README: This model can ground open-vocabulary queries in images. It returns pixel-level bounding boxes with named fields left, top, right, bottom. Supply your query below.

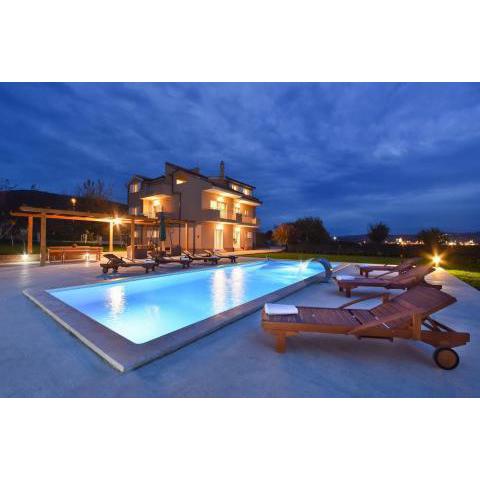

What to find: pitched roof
left=225, top=175, right=256, bottom=189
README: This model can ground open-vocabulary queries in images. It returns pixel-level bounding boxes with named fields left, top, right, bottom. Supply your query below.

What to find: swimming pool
left=48, top=260, right=328, bottom=344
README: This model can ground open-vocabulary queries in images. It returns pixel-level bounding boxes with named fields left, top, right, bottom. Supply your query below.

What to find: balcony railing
left=140, top=183, right=171, bottom=198
left=241, top=215, right=258, bottom=225
left=201, top=209, right=259, bottom=225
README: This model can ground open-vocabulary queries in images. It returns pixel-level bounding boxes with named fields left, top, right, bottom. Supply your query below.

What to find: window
left=130, top=182, right=140, bottom=193
left=243, top=188, right=251, bottom=196
left=231, top=184, right=239, bottom=191
left=210, top=199, right=226, bottom=211
left=234, top=203, right=241, bottom=214
left=129, top=207, right=138, bottom=215
left=176, top=178, right=187, bottom=185
left=247, top=232, right=252, bottom=239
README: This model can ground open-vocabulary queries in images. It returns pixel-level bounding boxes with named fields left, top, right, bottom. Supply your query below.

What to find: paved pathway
left=0, top=261, right=478, bottom=397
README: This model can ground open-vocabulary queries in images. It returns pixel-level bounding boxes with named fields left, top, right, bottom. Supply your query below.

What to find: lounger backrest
left=392, top=265, right=434, bottom=286
left=390, top=284, right=456, bottom=315
left=103, top=253, right=121, bottom=261
left=398, top=257, right=419, bottom=269
left=369, top=285, right=456, bottom=329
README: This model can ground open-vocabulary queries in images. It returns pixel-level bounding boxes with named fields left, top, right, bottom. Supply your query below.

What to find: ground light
left=431, top=252, right=443, bottom=268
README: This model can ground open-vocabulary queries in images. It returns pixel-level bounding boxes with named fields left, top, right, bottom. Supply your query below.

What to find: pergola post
left=27, top=216, right=33, bottom=255
left=40, top=213, right=47, bottom=266
left=184, top=222, right=188, bottom=250
left=130, top=218, right=135, bottom=260
left=109, top=221, right=114, bottom=252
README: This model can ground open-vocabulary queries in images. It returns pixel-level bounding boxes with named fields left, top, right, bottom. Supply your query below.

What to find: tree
left=272, top=223, right=297, bottom=250
left=417, top=228, right=446, bottom=249
left=293, top=217, right=331, bottom=244
left=367, top=222, right=390, bottom=244
left=76, top=179, right=112, bottom=211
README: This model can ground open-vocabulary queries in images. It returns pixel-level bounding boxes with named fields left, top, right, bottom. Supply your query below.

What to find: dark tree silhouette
left=367, top=222, right=390, bottom=244
left=293, top=217, right=331, bottom=244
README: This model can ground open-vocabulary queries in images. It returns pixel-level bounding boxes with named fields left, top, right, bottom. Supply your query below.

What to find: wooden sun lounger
left=334, top=264, right=435, bottom=297
left=154, top=254, right=191, bottom=268
left=262, top=285, right=470, bottom=370
left=357, top=257, right=421, bottom=277
left=183, top=250, right=219, bottom=265
left=100, top=254, right=156, bottom=274
left=205, top=249, right=238, bottom=263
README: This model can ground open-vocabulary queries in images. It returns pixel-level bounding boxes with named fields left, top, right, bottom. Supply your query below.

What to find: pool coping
left=23, top=261, right=336, bottom=372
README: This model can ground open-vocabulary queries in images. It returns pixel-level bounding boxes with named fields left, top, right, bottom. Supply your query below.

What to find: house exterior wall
left=127, top=162, right=261, bottom=252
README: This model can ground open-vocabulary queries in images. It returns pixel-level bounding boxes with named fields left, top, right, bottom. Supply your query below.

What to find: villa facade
left=127, top=161, right=261, bottom=251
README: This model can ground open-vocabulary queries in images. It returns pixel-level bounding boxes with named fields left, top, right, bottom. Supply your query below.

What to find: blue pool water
left=48, top=260, right=327, bottom=344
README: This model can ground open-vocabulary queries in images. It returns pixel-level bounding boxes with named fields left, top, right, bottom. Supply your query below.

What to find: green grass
left=246, top=251, right=480, bottom=290
left=445, top=270, right=480, bottom=290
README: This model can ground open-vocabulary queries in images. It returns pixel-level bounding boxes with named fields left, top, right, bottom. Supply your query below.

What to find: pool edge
left=23, top=263, right=340, bottom=372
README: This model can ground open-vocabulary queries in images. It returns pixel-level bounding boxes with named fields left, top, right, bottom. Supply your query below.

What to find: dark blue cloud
left=1, top=82, right=479, bottom=234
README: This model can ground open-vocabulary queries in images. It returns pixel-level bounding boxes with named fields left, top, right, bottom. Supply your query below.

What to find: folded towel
left=336, top=275, right=356, bottom=281
left=180, top=256, right=189, bottom=261
left=264, top=304, right=299, bottom=315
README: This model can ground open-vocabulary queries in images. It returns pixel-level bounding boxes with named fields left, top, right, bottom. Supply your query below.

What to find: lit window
left=210, top=200, right=217, bottom=210
left=130, top=183, right=140, bottom=193
left=231, top=184, right=238, bottom=191
left=234, top=203, right=240, bottom=214
left=129, top=207, right=138, bottom=215
left=247, top=232, right=252, bottom=239
left=243, top=188, right=251, bottom=196
left=176, top=178, right=187, bottom=185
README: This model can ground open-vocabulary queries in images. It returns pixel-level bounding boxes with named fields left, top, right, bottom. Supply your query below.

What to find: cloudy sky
left=1, top=83, right=479, bottom=234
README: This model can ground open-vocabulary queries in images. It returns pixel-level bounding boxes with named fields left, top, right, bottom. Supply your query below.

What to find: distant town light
left=70, top=197, right=77, bottom=208
left=113, top=218, right=122, bottom=226
left=333, top=236, right=337, bottom=241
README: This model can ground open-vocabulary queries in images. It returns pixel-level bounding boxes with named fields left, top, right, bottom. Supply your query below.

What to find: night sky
left=1, top=83, right=479, bottom=235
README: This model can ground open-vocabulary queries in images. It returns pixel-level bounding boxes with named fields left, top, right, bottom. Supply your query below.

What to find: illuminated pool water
left=48, top=260, right=328, bottom=344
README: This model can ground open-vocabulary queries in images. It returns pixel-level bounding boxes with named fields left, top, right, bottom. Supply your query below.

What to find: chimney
left=219, top=160, right=225, bottom=178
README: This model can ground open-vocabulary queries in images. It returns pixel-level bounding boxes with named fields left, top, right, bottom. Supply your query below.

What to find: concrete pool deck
left=0, top=259, right=479, bottom=397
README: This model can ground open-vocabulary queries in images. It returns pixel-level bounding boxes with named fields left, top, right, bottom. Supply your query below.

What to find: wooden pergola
left=10, top=205, right=165, bottom=266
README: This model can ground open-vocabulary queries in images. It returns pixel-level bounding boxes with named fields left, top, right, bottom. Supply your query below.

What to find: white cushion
left=180, top=256, right=189, bottom=261
left=336, top=275, right=355, bottom=281
left=264, top=304, right=298, bottom=315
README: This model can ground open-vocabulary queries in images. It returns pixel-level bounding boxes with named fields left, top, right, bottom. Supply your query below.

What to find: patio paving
left=0, top=259, right=478, bottom=397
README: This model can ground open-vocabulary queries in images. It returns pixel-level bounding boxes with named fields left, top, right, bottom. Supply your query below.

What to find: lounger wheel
left=113, top=266, right=118, bottom=273
left=102, top=267, right=108, bottom=274
left=433, top=348, right=459, bottom=370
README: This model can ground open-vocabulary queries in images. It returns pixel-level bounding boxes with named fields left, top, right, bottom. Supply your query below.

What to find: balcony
left=201, top=209, right=237, bottom=222
left=201, top=209, right=259, bottom=226
left=240, top=215, right=259, bottom=226
left=140, top=182, right=171, bottom=199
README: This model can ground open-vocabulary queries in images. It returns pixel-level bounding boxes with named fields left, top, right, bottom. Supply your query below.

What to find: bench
left=47, top=246, right=103, bottom=263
